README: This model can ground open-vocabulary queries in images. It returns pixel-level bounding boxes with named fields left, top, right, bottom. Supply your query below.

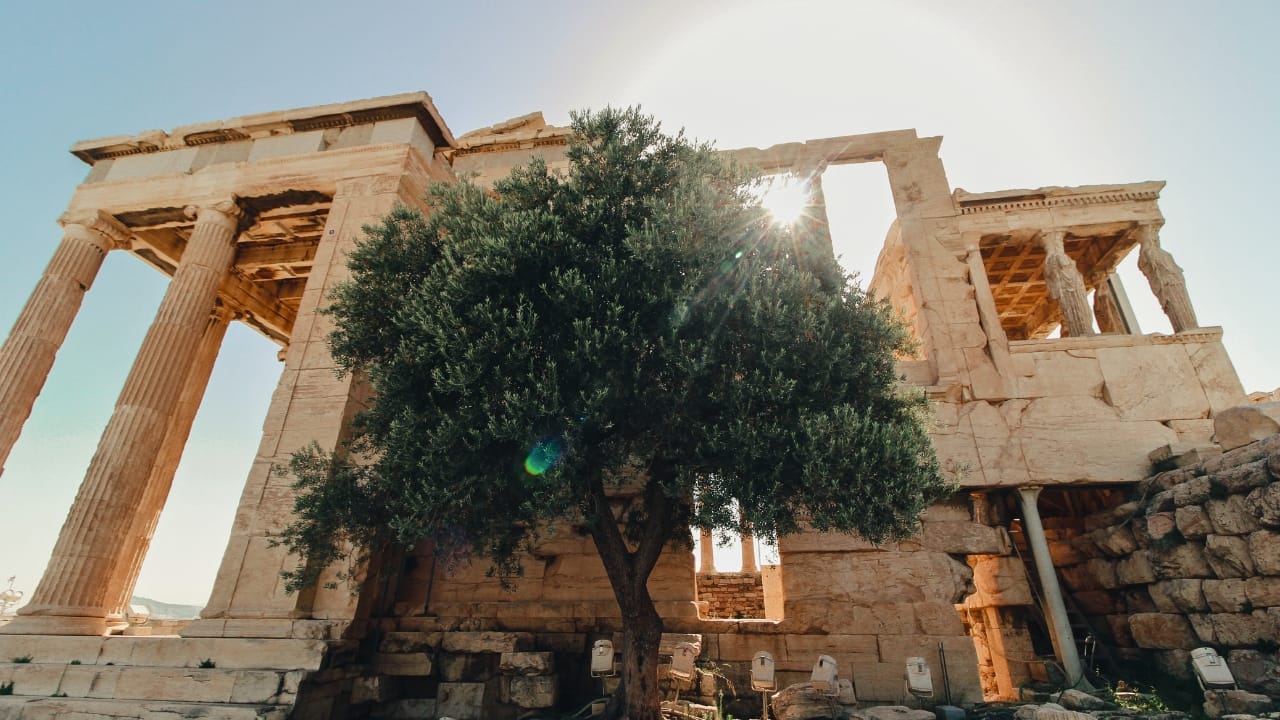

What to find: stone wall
left=1052, top=433, right=1280, bottom=698
left=696, top=572, right=765, bottom=619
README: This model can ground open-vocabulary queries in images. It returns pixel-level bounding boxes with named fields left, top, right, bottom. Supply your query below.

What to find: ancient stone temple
left=0, top=92, right=1275, bottom=720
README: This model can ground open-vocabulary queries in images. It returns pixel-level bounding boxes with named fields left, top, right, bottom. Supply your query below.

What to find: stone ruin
left=0, top=92, right=1275, bottom=720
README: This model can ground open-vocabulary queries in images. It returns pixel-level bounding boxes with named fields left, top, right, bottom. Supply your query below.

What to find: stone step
left=0, top=636, right=328, bottom=670
left=0, top=664, right=303, bottom=705
left=0, top=695, right=288, bottom=720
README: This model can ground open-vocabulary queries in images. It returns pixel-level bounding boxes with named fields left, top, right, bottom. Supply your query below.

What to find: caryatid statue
left=1135, top=223, right=1198, bottom=332
left=1036, top=230, right=1095, bottom=337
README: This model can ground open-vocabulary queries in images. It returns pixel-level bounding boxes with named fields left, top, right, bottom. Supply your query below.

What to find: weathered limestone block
left=1122, top=588, right=1159, bottom=613
left=1105, top=614, right=1135, bottom=646
left=1056, top=689, right=1116, bottom=711
left=1072, top=590, right=1122, bottom=615
left=436, top=682, right=486, bottom=720
left=910, top=521, right=1011, bottom=555
left=499, top=652, right=554, bottom=676
left=1189, top=613, right=1216, bottom=643
left=771, top=682, right=848, bottom=720
left=1210, top=612, right=1275, bottom=646
left=439, top=653, right=495, bottom=683
left=1202, top=689, right=1276, bottom=719
left=1086, top=558, right=1121, bottom=589
left=970, top=555, right=1033, bottom=606
left=1248, top=484, right=1280, bottom=529
left=1250, top=530, right=1280, bottom=575
left=1151, top=542, right=1213, bottom=579
left=1145, top=512, right=1179, bottom=544
left=440, top=632, right=532, bottom=654
left=1096, top=345, right=1207, bottom=420
left=1172, top=476, right=1213, bottom=507
left=379, top=632, right=442, bottom=653
left=785, top=601, right=916, bottom=636
left=863, top=707, right=935, bottom=720
left=1148, top=579, right=1207, bottom=612
left=1128, top=613, right=1198, bottom=649
left=1244, top=576, right=1280, bottom=607
left=1059, top=563, right=1103, bottom=592
left=374, top=653, right=433, bottom=677
left=1154, top=649, right=1194, bottom=681
left=503, top=675, right=558, bottom=708
left=1117, top=550, right=1157, bottom=586
left=1176, top=505, right=1213, bottom=539
left=1206, top=495, right=1262, bottom=535
left=1216, top=460, right=1272, bottom=494
left=1205, top=534, right=1256, bottom=578
left=1091, top=526, right=1138, bottom=557
left=1214, top=402, right=1280, bottom=451
left=1203, top=579, right=1251, bottom=613
left=351, top=676, right=396, bottom=704
left=1226, top=649, right=1280, bottom=697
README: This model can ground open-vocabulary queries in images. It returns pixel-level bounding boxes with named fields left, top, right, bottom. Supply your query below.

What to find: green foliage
left=11, top=655, right=31, bottom=664
left=0, top=682, right=12, bottom=695
left=198, top=658, right=216, bottom=669
left=276, top=105, right=950, bottom=591
left=69, top=660, right=81, bottom=665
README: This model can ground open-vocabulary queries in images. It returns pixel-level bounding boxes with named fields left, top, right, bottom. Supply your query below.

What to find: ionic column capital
left=59, top=210, right=132, bottom=251
left=185, top=196, right=245, bottom=233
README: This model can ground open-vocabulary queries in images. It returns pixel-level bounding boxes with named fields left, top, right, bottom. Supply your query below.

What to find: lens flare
left=760, top=177, right=808, bottom=226
left=524, top=436, right=564, bottom=475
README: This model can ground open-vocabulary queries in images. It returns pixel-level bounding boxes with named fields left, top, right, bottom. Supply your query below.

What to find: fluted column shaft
left=8, top=200, right=241, bottom=635
left=0, top=221, right=119, bottom=477
left=105, top=305, right=233, bottom=618
left=1135, top=223, right=1198, bottom=332
left=1036, top=230, right=1095, bottom=337
left=1018, top=487, right=1092, bottom=690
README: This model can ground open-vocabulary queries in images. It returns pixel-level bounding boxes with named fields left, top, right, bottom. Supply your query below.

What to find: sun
left=759, top=176, right=808, bottom=226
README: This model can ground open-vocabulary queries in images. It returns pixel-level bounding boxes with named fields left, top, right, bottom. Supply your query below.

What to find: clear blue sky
left=1, top=1, right=1276, bottom=605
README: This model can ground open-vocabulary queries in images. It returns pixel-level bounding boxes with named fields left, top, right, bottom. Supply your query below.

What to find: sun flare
left=760, top=177, right=808, bottom=226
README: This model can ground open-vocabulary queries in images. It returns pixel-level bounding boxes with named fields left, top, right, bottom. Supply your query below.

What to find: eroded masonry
left=1, top=93, right=1277, bottom=720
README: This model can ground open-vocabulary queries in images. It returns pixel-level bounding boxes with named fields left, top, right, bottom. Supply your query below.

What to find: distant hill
left=130, top=596, right=202, bottom=619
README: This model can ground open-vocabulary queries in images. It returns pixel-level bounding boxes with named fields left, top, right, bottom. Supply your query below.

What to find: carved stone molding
left=184, top=196, right=248, bottom=234
left=958, top=188, right=1161, bottom=216
left=59, top=209, right=132, bottom=251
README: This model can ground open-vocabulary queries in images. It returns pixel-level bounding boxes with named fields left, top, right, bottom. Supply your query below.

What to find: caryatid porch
left=0, top=93, right=456, bottom=635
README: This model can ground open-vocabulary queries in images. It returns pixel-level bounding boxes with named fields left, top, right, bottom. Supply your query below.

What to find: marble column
left=5, top=199, right=242, bottom=635
left=1135, top=223, right=1198, bottom=332
left=105, top=304, right=234, bottom=619
left=739, top=531, right=757, bottom=573
left=1017, top=487, right=1092, bottom=690
left=698, top=528, right=716, bottom=574
left=1036, top=230, right=1094, bottom=338
left=0, top=213, right=127, bottom=477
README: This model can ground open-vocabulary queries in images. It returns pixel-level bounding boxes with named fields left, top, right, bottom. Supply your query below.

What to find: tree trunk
left=587, top=461, right=678, bottom=720
left=608, top=582, right=665, bottom=720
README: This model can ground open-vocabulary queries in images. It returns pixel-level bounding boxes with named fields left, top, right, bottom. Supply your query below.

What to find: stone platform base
left=0, top=635, right=334, bottom=720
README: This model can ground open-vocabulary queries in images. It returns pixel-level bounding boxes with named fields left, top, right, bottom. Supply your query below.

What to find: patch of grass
left=198, top=658, right=216, bottom=669
left=0, top=681, right=13, bottom=695
left=69, top=660, right=81, bottom=665
left=50, top=692, right=66, bottom=697
left=11, top=655, right=32, bottom=664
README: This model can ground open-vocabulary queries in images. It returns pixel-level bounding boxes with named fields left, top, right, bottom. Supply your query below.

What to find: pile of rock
left=1046, top=434, right=1280, bottom=699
